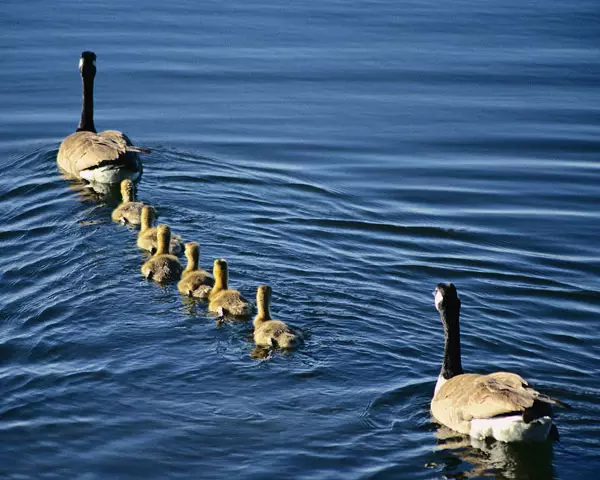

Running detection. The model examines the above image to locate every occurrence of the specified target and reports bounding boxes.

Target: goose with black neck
[57,51,149,185]
[430,283,570,442]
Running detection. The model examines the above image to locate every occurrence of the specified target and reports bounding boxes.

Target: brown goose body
[432,372,560,438]
[58,130,143,183]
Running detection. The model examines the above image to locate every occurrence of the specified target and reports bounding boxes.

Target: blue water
[1,1,599,478]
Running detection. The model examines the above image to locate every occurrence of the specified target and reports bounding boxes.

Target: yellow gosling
[137,205,184,255]
[208,259,249,319]
[253,285,302,349]
[141,224,183,283]
[177,242,214,299]
[111,179,147,225]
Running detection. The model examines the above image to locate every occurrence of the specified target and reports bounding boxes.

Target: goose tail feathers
[126,145,152,154]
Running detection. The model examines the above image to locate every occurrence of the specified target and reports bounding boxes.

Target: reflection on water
[431,425,555,479]
[63,174,122,203]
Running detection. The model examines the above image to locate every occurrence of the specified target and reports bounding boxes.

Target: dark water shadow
[426,425,556,479]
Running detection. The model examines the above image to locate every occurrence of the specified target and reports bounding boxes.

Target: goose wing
[57,130,143,175]
[434,372,564,424]
[487,372,570,409]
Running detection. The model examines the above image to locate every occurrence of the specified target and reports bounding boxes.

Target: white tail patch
[470,415,552,443]
[81,165,141,184]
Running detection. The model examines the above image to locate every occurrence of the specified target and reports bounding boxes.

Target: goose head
[79,51,96,78]
[434,282,461,324]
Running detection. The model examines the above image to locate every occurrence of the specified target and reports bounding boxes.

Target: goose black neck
[77,75,96,133]
[440,303,463,380]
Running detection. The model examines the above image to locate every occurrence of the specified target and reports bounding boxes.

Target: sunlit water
[1,1,600,478]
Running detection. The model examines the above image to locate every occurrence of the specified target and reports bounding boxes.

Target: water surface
[1,1,599,478]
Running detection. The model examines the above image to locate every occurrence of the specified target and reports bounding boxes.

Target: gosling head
[79,51,96,78]
[156,224,172,255]
[184,242,199,269]
[256,285,272,319]
[120,179,135,203]
[256,284,272,308]
[433,283,461,319]
[140,205,156,231]
[213,258,229,290]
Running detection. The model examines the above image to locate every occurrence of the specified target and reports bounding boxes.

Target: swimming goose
[253,285,302,349]
[208,259,250,319]
[177,242,214,299]
[57,51,149,184]
[431,283,569,442]
[111,179,147,225]
[137,205,183,255]
[141,225,183,283]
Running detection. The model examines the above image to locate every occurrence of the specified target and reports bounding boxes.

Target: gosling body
[177,242,214,299]
[137,206,183,255]
[208,259,249,318]
[253,285,302,349]
[141,225,183,283]
[111,179,147,225]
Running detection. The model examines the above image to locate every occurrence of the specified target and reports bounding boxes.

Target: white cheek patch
[78,59,96,69]
[434,289,444,309]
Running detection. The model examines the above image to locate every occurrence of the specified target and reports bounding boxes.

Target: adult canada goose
[111,179,147,225]
[57,51,149,184]
[141,225,183,283]
[208,259,250,319]
[137,205,183,255]
[431,283,569,442]
[253,285,302,349]
[177,242,214,299]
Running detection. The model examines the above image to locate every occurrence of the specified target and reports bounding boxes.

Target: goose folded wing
[437,373,537,422]
[62,131,138,173]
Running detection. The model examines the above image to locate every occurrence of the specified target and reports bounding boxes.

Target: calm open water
[1,1,599,478]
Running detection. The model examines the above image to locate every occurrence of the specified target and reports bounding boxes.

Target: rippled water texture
[1,1,600,478]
